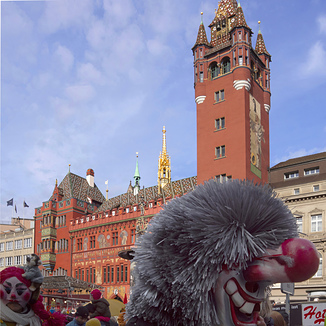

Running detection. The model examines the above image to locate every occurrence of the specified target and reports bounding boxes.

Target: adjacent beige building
[269,152,326,303]
[0,218,35,272]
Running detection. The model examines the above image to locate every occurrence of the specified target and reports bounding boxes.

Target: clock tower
[193,1,271,185]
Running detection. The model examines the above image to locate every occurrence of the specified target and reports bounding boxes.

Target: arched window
[221,57,230,74]
[209,62,219,79]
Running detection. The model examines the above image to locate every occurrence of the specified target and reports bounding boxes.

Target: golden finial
[56,179,58,186]
[69,164,71,172]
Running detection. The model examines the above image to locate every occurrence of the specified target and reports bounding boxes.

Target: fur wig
[126,180,298,326]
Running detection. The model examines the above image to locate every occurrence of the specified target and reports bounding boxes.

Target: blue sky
[1,0,326,222]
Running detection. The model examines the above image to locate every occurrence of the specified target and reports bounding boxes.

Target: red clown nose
[243,238,319,283]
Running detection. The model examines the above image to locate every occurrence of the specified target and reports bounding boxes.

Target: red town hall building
[34,0,271,307]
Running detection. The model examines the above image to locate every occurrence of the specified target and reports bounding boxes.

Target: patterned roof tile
[50,173,105,204]
[231,4,249,29]
[193,22,210,48]
[255,31,271,56]
[96,176,197,212]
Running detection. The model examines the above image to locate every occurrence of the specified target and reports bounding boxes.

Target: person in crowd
[88,289,111,326]
[0,266,66,326]
[66,306,89,326]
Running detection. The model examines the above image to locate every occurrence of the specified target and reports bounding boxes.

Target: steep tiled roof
[271,152,326,170]
[255,31,270,56]
[193,22,210,48]
[209,0,237,27]
[97,176,197,211]
[231,4,249,29]
[50,172,105,204]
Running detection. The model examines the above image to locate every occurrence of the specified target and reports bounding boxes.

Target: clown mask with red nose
[214,238,319,326]
[0,276,32,312]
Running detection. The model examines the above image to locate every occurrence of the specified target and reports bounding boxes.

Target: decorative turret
[231,1,250,30]
[158,126,171,194]
[133,153,141,196]
[193,12,210,48]
[255,21,271,56]
[52,179,63,202]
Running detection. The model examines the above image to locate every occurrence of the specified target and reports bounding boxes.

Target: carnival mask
[213,238,319,326]
[0,276,32,312]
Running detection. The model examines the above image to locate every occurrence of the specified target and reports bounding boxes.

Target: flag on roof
[7,198,13,206]
[23,201,29,208]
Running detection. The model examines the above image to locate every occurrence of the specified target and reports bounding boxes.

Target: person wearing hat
[66,306,90,326]
[89,289,111,326]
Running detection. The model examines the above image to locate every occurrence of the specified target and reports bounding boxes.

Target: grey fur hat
[126,180,298,325]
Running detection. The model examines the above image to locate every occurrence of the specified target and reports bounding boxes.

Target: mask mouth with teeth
[125,180,319,326]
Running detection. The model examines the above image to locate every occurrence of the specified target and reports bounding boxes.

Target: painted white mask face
[0,276,32,312]
[213,269,267,326]
[213,238,320,326]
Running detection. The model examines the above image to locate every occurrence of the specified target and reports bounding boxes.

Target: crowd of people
[0,265,123,326]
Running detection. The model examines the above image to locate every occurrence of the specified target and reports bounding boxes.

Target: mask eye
[17,289,25,295]
[4,286,11,294]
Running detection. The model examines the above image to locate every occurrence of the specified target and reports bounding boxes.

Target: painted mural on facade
[249,94,265,177]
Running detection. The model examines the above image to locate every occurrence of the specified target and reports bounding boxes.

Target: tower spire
[255,21,270,56]
[158,126,171,194]
[134,152,141,196]
[193,12,210,48]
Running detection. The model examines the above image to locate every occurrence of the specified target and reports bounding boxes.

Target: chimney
[86,169,95,187]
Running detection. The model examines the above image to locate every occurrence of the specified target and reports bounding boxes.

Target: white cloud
[146,39,171,57]
[301,41,326,77]
[102,0,136,26]
[317,14,326,34]
[65,84,95,102]
[50,96,76,120]
[86,20,109,50]
[77,63,104,85]
[38,0,94,34]
[54,45,74,72]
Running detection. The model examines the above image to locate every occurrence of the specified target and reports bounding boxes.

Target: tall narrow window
[103,267,107,283]
[222,58,230,74]
[111,267,114,283]
[210,62,219,79]
[311,214,322,232]
[215,117,225,130]
[199,71,204,83]
[125,266,128,282]
[215,146,226,159]
[117,266,120,283]
[215,90,225,103]
[107,266,110,283]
